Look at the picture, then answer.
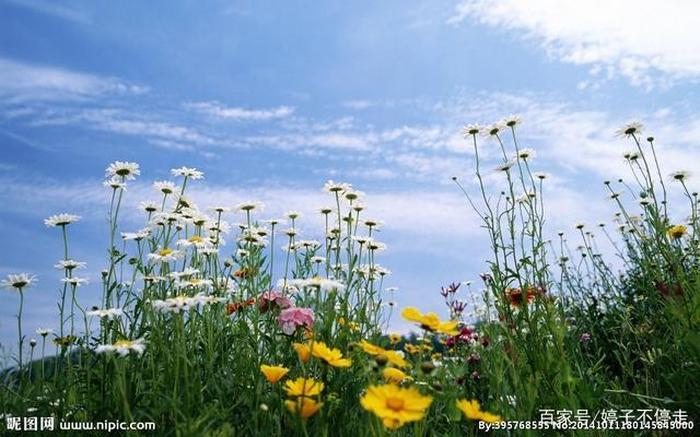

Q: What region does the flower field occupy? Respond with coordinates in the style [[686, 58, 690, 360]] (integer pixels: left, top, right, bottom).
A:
[[1, 118, 698, 436]]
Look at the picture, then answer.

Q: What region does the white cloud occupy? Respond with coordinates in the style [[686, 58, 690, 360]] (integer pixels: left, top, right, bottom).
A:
[[185, 101, 294, 121], [341, 100, 375, 110], [448, 0, 700, 88], [3, 0, 92, 24], [0, 57, 146, 102], [28, 108, 217, 146]]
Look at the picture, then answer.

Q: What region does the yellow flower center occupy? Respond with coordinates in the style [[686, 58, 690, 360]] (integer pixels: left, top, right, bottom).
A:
[[386, 397, 404, 412], [158, 248, 173, 256], [114, 340, 132, 347], [189, 236, 204, 243]]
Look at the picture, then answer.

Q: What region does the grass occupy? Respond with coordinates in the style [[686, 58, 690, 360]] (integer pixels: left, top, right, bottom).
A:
[[0, 119, 698, 436]]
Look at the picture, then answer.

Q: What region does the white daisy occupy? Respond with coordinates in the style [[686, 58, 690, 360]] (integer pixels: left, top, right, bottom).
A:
[[95, 338, 146, 356], [44, 213, 81, 227], [494, 160, 516, 172], [516, 148, 536, 160], [147, 248, 184, 263], [61, 277, 89, 287], [139, 201, 159, 214], [236, 201, 265, 212], [103, 177, 127, 190], [209, 205, 231, 213], [286, 210, 302, 220], [105, 161, 140, 180], [1, 273, 37, 290], [615, 121, 643, 138], [623, 151, 640, 161], [485, 123, 502, 137], [175, 277, 213, 290], [324, 180, 351, 193], [365, 238, 387, 252], [352, 236, 369, 245], [54, 260, 87, 270], [122, 229, 150, 241], [461, 123, 481, 137], [153, 180, 177, 195], [288, 277, 345, 292], [344, 190, 364, 202], [295, 240, 321, 250], [36, 328, 54, 337], [363, 219, 384, 229], [87, 308, 124, 320], [170, 166, 204, 179], [502, 115, 521, 128], [669, 170, 691, 182]]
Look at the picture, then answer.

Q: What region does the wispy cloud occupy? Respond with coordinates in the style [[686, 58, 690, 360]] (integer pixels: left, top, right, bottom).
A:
[[28, 108, 217, 146], [2, 0, 92, 24], [341, 100, 375, 110], [185, 101, 294, 121], [448, 0, 700, 89], [0, 57, 146, 102]]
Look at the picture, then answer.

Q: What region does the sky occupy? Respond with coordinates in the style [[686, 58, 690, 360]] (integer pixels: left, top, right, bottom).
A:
[[1, 0, 700, 354]]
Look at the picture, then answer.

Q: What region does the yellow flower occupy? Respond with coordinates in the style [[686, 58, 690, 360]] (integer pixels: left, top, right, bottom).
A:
[[382, 367, 411, 384], [401, 307, 459, 335], [311, 341, 352, 368], [293, 342, 312, 363], [158, 248, 174, 257], [338, 317, 360, 332], [456, 399, 502, 424], [389, 333, 402, 345], [260, 364, 289, 384], [667, 225, 687, 240], [360, 384, 432, 429], [404, 344, 421, 354], [357, 340, 408, 368], [358, 340, 385, 355], [285, 396, 322, 419], [384, 351, 409, 368], [284, 377, 324, 397]]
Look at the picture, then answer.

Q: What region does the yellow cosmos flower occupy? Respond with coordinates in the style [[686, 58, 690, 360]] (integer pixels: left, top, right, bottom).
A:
[[401, 307, 459, 336], [284, 377, 324, 397], [382, 367, 411, 384], [456, 399, 502, 424], [285, 396, 322, 419], [667, 224, 687, 240], [311, 341, 352, 368], [360, 384, 432, 429], [293, 342, 311, 363], [260, 364, 289, 384], [389, 333, 402, 345], [357, 340, 408, 368]]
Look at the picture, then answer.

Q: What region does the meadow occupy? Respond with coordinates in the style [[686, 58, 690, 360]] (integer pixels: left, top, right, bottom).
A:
[[1, 118, 698, 436]]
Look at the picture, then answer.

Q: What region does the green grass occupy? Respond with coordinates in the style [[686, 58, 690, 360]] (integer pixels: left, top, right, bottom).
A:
[[1, 120, 698, 436]]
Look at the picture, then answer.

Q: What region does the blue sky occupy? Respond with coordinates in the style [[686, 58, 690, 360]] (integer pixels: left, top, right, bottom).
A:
[[2, 0, 700, 352]]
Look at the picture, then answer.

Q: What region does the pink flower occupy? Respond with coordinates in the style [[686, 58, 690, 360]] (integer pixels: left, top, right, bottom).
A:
[[278, 307, 314, 335], [258, 291, 292, 313], [446, 326, 477, 347]]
